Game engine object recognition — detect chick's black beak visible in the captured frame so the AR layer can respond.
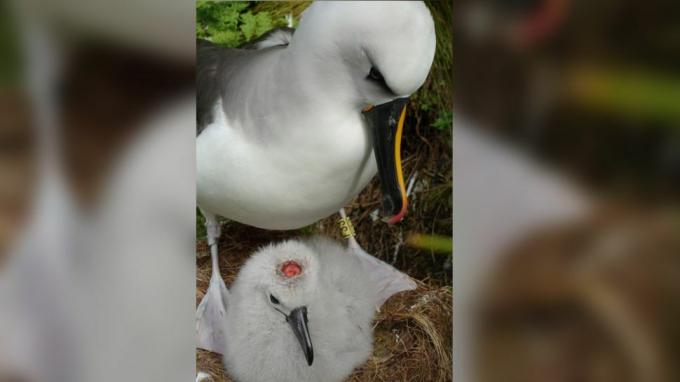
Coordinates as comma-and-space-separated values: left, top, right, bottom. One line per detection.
362, 97, 409, 224
287, 306, 314, 366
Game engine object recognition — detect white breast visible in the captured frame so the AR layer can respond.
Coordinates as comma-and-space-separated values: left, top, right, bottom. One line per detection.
196, 101, 377, 230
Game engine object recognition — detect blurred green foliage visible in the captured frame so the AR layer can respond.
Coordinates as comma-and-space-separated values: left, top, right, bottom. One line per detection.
0, 0, 21, 86
407, 233, 453, 253
568, 65, 680, 124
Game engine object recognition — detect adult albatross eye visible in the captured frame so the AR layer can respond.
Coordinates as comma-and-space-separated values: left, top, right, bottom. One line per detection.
366, 66, 393, 94
367, 66, 384, 82
270, 294, 280, 305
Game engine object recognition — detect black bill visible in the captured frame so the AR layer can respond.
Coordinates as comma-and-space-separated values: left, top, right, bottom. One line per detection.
363, 97, 409, 224
286, 306, 314, 366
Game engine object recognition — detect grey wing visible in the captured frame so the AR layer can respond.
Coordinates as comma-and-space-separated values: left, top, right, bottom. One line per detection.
196, 39, 232, 134
196, 28, 295, 135
348, 241, 417, 308
305, 236, 414, 310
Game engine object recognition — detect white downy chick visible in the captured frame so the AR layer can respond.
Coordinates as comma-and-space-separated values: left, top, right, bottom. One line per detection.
223, 236, 391, 382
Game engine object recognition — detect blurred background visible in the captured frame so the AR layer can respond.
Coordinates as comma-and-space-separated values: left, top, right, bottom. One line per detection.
454, 0, 680, 381
0, 0, 196, 381
2, 0, 679, 381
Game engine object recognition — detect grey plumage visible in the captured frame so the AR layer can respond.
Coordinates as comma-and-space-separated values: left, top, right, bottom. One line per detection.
196, 39, 246, 134
223, 237, 379, 382
196, 28, 294, 134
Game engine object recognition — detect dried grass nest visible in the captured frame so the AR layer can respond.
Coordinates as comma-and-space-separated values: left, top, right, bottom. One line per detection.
196, 225, 452, 382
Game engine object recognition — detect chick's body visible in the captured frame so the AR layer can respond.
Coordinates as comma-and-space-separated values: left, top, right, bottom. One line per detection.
223, 237, 378, 382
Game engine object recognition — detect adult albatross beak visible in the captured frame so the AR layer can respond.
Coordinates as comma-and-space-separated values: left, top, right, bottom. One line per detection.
363, 97, 409, 224
286, 306, 314, 366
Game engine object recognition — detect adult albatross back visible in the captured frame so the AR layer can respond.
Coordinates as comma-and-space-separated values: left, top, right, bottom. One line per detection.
196, 1, 436, 354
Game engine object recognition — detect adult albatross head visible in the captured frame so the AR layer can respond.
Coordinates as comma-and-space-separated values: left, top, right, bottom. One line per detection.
291, 1, 436, 224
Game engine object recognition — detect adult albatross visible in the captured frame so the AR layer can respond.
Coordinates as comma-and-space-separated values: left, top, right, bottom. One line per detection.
196, 1, 436, 353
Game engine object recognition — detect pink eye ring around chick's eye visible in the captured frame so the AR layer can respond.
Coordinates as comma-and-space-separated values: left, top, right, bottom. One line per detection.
281, 260, 302, 278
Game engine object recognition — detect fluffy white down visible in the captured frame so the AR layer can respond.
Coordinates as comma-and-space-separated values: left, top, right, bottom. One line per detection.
223, 237, 378, 382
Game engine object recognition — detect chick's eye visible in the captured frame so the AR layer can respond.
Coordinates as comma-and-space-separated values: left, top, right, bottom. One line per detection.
367, 66, 384, 82
269, 294, 280, 305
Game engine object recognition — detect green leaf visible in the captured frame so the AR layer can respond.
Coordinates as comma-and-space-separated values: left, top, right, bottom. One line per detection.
253, 12, 273, 37
432, 110, 452, 131
218, 6, 240, 30
240, 11, 257, 41
211, 29, 242, 47
197, 2, 296, 47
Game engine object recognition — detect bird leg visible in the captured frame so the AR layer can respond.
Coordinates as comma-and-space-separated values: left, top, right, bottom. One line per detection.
338, 208, 416, 308
196, 209, 229, 354
195, 371, 213, 382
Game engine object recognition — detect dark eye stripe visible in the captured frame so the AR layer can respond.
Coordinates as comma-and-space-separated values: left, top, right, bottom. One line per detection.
366, 66, 394, 94
270, 294, 280, 304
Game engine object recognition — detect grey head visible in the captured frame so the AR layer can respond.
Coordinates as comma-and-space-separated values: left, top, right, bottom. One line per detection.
289, 1, 436, 107
223, 237, 377, 382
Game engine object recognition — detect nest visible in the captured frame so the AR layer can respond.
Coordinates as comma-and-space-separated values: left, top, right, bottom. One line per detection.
196, 127, 452, 381
195, 111, 453, 380
197, 235, 452, 382
347, 282, 452, 382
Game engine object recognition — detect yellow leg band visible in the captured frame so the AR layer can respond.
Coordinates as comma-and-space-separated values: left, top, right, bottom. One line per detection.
338, 216, 356, 238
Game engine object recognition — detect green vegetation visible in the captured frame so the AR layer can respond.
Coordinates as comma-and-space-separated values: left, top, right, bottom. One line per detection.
415, 0, 453, 132
196, 1, 285, 48
432, 110, 453, 131
196, 208, 207, 239
0, 0, 21, 86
